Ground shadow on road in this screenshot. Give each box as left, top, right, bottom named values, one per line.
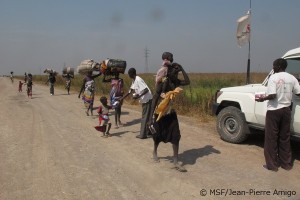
left=162, top=145, right=221, bottom=166
left=110, top=131, right=130, bottom=137
left=125, top=118, right=141, bottom=126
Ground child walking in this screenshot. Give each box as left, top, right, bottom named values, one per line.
left=97, top=96, right=113, bottom=137
left=18, top=81, right=23, bottom=92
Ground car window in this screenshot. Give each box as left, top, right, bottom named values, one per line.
left=286, top=59, right=300, bottom=81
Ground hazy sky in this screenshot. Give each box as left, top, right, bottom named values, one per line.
left=1, top=0, right=300, bottom=75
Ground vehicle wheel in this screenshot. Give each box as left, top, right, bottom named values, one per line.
left=216, top=106, right=249, bottom=143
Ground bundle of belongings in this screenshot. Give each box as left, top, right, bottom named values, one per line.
left=155, top=87, right=183, bottom=121
left=44, top=68, right=58, bottom=75
left=62, top=67, right=74, bottom=76
left=77, top=59, right=100, bottom=75
left=100, top=59, right=126, bottom=75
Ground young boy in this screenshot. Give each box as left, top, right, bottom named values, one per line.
left=97, top=96, right=113, bottom=137
left=18, top=81, right=23, bottom=92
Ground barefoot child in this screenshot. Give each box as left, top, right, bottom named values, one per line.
left=18, top=81, right=23, bottom=92
left=97, top=96, right=113, bottom=137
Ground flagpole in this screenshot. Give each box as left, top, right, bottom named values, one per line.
left=246, top=0, right=251, bottom=84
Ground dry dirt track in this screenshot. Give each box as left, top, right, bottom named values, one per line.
left=0, top=77, right=300, bottom=200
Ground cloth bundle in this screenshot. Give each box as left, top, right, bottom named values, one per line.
left=77, top=59, right=100, bottom=75
left=62, top=67, right=74, bottom=76
left=100, top=59, right=126, bottom=75
left=44, top=68, right=58, bottom=75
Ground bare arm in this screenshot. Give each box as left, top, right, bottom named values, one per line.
left=178, top=66, right=190, bottom=86
left=78, top=78, right=86, bottom=98
left=256, top=94, right=276, bottom=102
left=118, top=89, right=134, bottom=101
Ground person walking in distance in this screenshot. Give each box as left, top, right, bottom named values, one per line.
left=24, top=72, right=28, bottom=83
left=18, top=81, right=24, bottom=92
left=256, top=58, right=300, bottom=171
left=62, top=73, right=74, bottom=95
left=45, top=72, right=56, bottom=95
left=26, top=73, right=33, bottom=98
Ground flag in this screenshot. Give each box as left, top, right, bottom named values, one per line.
left=236, top=11, right=251, bottom=47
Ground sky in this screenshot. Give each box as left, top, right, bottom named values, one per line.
left=1, top=0, right=300, bottom=75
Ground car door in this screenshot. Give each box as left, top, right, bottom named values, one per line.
left=291, top=94, right=300, bottom=135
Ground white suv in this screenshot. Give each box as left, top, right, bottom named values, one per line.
left=212, top=47, right=300, bottom=143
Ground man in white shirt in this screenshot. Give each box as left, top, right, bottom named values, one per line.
left=256, top=58, right=300, bottom=171
left=123, top=68, right=153, bottom=139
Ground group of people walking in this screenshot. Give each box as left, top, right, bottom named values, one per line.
left=77, top=52, right=190, bottom=172
left=18, top=72, right=33, bottom=98
left=14, top=54, right=299, bottom=173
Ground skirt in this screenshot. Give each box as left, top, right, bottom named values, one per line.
left=82, top=90, right=94, bottom=107
left=152, top=111, right=181, bottom=144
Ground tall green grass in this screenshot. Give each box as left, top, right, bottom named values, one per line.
left=17, top=72, right=267, bottom=122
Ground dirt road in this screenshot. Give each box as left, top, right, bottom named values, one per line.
left=0, top=77, right=300, bottom=200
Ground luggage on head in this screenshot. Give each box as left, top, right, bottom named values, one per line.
left=100, top=59, right=126, bottom=75
left=62, top=67, right=74, bottom=76
left=44, top=68, right=58, bottom=75
left=77, top=59, right=100, bottom=75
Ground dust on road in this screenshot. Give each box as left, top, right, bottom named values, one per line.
left=0, top=77, right=300, bottom=200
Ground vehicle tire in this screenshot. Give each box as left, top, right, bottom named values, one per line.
left=216, top=106, right=249, bottom=143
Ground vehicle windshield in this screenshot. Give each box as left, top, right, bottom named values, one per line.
left=262, top=58, right=300, bottom=86
left=286, top=59, right=300, bottom=81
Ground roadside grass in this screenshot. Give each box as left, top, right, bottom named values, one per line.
left=16, top=72, right=267, bottom=122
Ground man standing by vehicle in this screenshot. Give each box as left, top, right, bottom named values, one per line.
left=256, top=58, right=300, bottom=171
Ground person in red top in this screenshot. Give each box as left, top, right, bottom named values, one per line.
left=18, top=81, right=23, bottom=92
left=97, top=96, right=113, bottom=137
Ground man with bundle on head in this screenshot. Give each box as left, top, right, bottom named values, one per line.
left=149, top=52, right=190, bottom=172
left=45, top=69, right=57, bottom=95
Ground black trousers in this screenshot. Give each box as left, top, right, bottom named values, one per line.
left=264, top=107, right=292, bottom=170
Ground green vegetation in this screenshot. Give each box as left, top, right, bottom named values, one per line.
left=17, top=72, right=267, bottom=122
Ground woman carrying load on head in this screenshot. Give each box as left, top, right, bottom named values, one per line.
left=62, top=73, right=74, bottom=95
left=78, top=71, right=101, bottom=116
left=102, top=72, right=124, bottom=128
